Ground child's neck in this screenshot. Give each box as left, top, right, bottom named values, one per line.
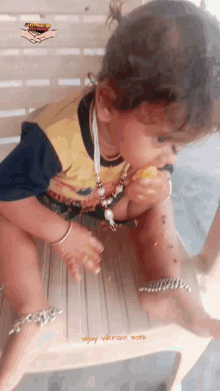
left=89, top=100, right=121, bottom=160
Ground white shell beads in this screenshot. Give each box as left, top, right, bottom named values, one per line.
left=98, top=187, right=105, bottom=197
left=104, top=208, right=114, bottom=221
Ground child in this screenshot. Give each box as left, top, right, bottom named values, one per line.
left=1, top=0, right=220, bottom=388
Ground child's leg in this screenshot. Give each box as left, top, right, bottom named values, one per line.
left=0, top=214, right=57, bottom=390
left=129, top=199, right=220, bottom=339
left=0, top=214, right=49, bottom=313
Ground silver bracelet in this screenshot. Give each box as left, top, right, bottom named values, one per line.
left=8, top=306, right=63, bottom=335
left=139, top=278, right=191, bottom=293
left=50, top=220, right=72, bottom=245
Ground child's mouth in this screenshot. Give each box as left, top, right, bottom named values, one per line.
left=128, top=164, right=174, bottom=176
left=158, top=165, right=174, bottom=174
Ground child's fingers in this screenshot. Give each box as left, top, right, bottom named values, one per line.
left=66, top=256, right=101, bottom=282
left=127, top=182, right=157, bottom=199
left=84, top=245, right=102, bottom=265
left=65, top=251, right=101, bottom=277
left=87, top=233, right=105, bottom=254
left=82, top=254, right=101, bottom=274
left=66, top=258, right=81, bottom=283
left=132, top=176, right=166, bottom=195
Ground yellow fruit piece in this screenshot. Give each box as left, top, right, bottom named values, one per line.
left=135, top=166, right=158, bottom=179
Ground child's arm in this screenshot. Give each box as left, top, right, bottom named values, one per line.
left=0, top=196, right=70, bottom=244
left=0, top=196, right=104, bottom=281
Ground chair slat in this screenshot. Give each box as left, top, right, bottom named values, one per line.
left=80, top=214, right=114, bottom=338
left=48, top=250, right=64, bottom=314
left=0, top=86, right=80, bottom=112
left=0, top=116, right=27, bottom=138
left=67, top=265, right=83, bottom=342
left=0, top=85, right=86, bottom=139
left=61, top=212, right=83, bottom=341
left=1, top=55, right=102, bottom=80
left=94, top=229, right=134, bottom=336
left=47, top=248, right=67, bottom=341
left=0, top=143, right=18, bottom=163
left=84, top=271, right=105, bottom=338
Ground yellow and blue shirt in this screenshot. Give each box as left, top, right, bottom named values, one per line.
left=0, top=87, right=174, bottom=221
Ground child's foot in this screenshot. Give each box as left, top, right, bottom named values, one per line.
left=0, top=315, right=62, bottom=390
left=140, top=286, right=220, bottom=339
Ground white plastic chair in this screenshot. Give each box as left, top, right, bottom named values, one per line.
left=0, top=210, right=217, bottom=391
left=0, top=1, right=213, bottom=390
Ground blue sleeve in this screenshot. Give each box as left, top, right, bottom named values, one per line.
left=0, top=122, right=62, bottom=201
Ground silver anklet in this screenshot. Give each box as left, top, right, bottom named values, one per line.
left=0, top=285, right=63, bottom=335
left=139, top=278, right=191, bottom=293
left=8, top=306, right=63, bottom=335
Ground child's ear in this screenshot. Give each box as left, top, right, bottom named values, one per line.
left=95, top=81, right=117, bottom=123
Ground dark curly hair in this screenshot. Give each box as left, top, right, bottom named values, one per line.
left=82, top=0, right=220, bottom=145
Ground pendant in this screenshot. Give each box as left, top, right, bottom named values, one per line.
left=104, top=208, right=114, bottom=221
left=104, top=208, right=118, bottom=231
left=96, top=167, right=126, bottom=232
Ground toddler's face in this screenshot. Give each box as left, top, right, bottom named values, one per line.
left=107, top=103, right=190, bottom=170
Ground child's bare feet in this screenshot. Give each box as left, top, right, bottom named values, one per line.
left=140, top=286, right=220, bottom=339
left=0, top=311, right=62, bottom=390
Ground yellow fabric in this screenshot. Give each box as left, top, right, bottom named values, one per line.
left=27, top=88, right=127, bottom=207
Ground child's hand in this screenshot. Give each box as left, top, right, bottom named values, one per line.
left=124, top=168, right=171, bottom=207
left=52, top=222, right=105, bottom=283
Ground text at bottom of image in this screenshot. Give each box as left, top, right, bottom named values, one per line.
left=82, top=335, right=147, bottom=344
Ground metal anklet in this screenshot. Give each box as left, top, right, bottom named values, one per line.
left=8, top=306, right=63, bottom=335
left=139, top=278, right=191, bottom=293
left=0, top=285, right=63, bottom=335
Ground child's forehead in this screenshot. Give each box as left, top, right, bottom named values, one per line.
left=116, top=102, right=199, bottom=145
left=134, top=103, right=198, bottom=145
left=135, top=101, right=187, bottom=123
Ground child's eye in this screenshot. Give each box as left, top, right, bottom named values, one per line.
left=157, top=136, right=166, bottom=143
left=172, top=145, right=179, bottom=155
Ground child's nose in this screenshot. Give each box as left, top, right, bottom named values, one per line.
left=156, top=151, right=177, bottom=168
left=165, top=145, right=178, bottom=165
left=168, top=153, right=177, bottom=165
